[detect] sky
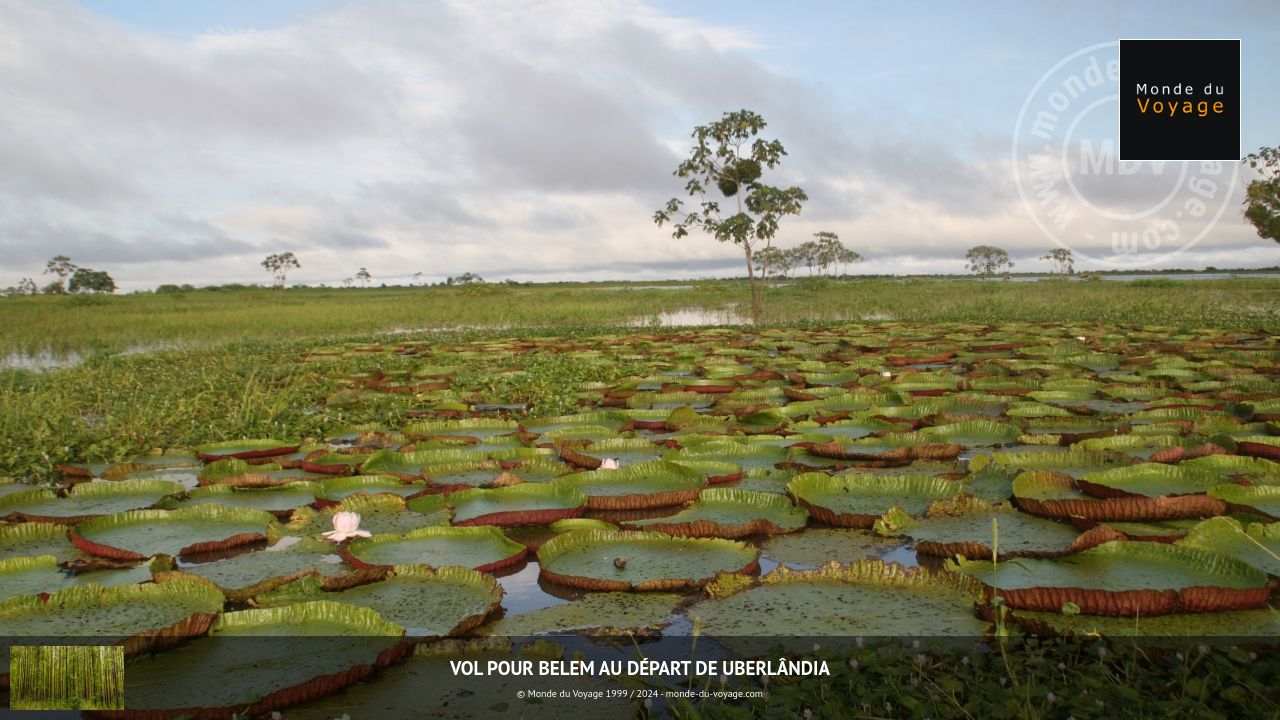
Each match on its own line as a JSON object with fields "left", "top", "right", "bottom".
{"left": 2, "top": 0, "right": 1278, "bottom": 291}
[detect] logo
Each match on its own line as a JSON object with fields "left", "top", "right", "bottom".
{"left": 1012, "top": 41, "right": 1239, "bottom": 267}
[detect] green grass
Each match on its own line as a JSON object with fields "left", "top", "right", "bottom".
{"left": 2, "top": 277, "right": 1278, "bottom": 358}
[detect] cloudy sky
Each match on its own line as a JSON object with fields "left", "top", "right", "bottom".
{"left": 2, "top": 0, "right": 1279, "bottom": 290}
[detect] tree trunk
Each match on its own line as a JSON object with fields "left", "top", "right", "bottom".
{"left": 743, "top": 244, "right": 762, "bottom": 323}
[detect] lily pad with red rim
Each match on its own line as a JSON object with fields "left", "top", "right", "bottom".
{"left": 407, "top": 483, "right": 587, "bottom": 527}
{"left": 343, "top": 526, "right": 526, "bottom": 573}
{"left": 536, "top": 529, "right": 759, "bottom": 591}
{"left": 253, "top": 564, "right": 501, "bottom": 637}
{"left": 194, "top": 439, "right": 301, "bottom": 462}
{"left": 786, "top": 472, "right": 962, "bottom": 528}
{"left": 552, "top": 460, "right": 707, "bottom": 510}
{"left": 949, "top": 540, "right": 1272, "bottom": 615}
{"left": 619, "top": 488, "right": 808, "bottom": 538}
{"left": 115, "top": 600, "right": 406, "bottom": 717}
{"left": 70, "top": 505, "right": 280, "bottom": 561}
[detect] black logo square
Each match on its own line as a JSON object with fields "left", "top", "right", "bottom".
{"left": 1119, "top": 39, "right": 1240, "bottom": 161}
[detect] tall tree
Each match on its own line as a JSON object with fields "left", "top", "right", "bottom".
{"left": 965, "top": 245, "right": 1014, "bottom": 277}
{"left": 654, "top": 109, "right": 807, "bottom": 322}
{"left": 43, "top": 255, "right": 77, "bottom": 294}
{"left": 1243, "top": 146, "right": 1280, "bottom": 244}
{"left": 1040, "top": 248, "right": 1074, "bottom": 274}
{"left": 355, "top": 267, "right": 372, "bottom": 287}
{"left": 261, "top": 252, "right": 300, "bottom": 290}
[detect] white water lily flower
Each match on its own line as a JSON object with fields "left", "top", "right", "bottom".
{"left": 600, "top": 458, "right": 620, "bottom": 469}
{"left": 880, "top": 370, "right": 892, "bottom": 377}
{"left": 322, "top": 511, "right": 372, "bottom": 542}
{"left": 1076, "top": 336, "right": 1087, "bottom": 341}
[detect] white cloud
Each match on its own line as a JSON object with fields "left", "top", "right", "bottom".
{"left": 0, "top": 0, "right": 1271, "bottom": 292}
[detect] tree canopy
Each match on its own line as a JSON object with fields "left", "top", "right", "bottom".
{"left": 261, "top": 252, "right": 300, "bottom": 290}
{"left": 965, "top": 245, "right": 1014, "bottom": 277}
{"left": 1243, "top": 147, "right": 1280, "bottom": 244}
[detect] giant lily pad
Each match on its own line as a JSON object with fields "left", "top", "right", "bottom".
{"left": 289, "top": 494, "right": 450, "bottom": 538}
{"left": 537, "top": 530, "right": 759, "bottom": 591}
{"left": 194, "top": 439, "right": 301, "bottom": 461}
{"left": 118, "top": 601, "right": 405, "bottom": 716}
{"left": 0, "top": 480, "right": 184, "bottom": 523}
{"left": 917, "top": 420, "right": 1020, "bottom": 446}
{"left": 688, "top": 561, "right": 987, "bottom": 637}
{"left": 0, "top": 555, "right": 151, "bottom": 603}
{"left": 553, "top": 460, "right": 707, "bottom": 510}
{"left": 0, "top": 576, "right": 224, "bottom": 651}
{"left": 321, "top": 474, "right": 429, "bottom": 500}
{"left": 620, "top": 488, "right": 808, "bottom": 538}
{"left": 949, "top": 540, "right": 1272, "bottom": 615}
{"left": 761, "top": 529, "right": 901, "bottom": 569}
{"left": 786, "top": 472, "right": 962, "bottom": 528}
{"left": 1209, "top": 483, "right": 1280, "bottom": 519}
{"left": 343, "top": 526, "right": 526, "bottom": 573}
{"left": 159, "top": 537, "right": 350, "bottom": 601}
{"left": 1013, "top": 470, "right": 1226, "bottom": 521}
{"left": 488, "top": 592, "right": 683, "bottom": 636}
{"left": 1078, "top": 463, "right": 1223, "bottom": 498}
{"left": 71, "top": 505, "right": 279, "bottom": 561}
{"left": 1177, "top": 516, "right": 1280, "bottom": 576}
{"left": 880, "top": 501, "right": 1089, "bottom": 559}
{"left": 407, "top": 483, "right": 587, "bottom": 526}
{"left": 167, "top": 481, "right": 324, "bottom": 517}
{"left": 0, "top": 522, "right": 75, "bottom": 562}
{"left": 254, "top": 565, "right": 501, "bottom": 637}
{"left": 359, "top": 449, "right": 488, "bottom": 480}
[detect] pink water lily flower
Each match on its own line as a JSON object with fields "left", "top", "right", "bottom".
{"left": 601, "top": 458, "right": 620, "bottom": 469}
{"left": 322, "top": 511, "right": 372, "bottom": 542}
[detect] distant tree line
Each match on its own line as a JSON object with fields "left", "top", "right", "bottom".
{"left": 3, "top": 255, "right": 116, "bottom": 297}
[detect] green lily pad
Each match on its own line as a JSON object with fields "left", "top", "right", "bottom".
{"left": 1177, "top": 517, "right": 1280, "bottom": 576}
{"left": 553, "top": 460, "right": 707, "bottom": 510}
{"left": 0, "top": 575, "right": 223, "bottom": 638}
{"left": 620, "top": 488, "right": 808, "bottom": 537}
{"left": 169, "top": 481, "right": 324, "bottom": 514}
{"left": 0, "top": 522, "right": 76, "bottom": 562}
{"left": 360, "top": 449, "right": 489, "bottom": 479}
{"left": 786, "top": 472, "right": 962, "bottom": 528}
{"left": 72, "top": 505, "right": 279, "bottom": 560}
{"left": 119, "top": 601, "right": 403, "bottom": 713}
{"left": 918, "top": 420, "right": 1020, "bottom": 446}
{"left": 255, "top": 565, "right": 501, "bottom": 637}
{"left": 345, "top": 526, "right": 526, "bottom": 573}
{"left": 0, "top": 480, "right": 184, "bottom": 522}
{"left": 487, "top": 592, "right": 683, "bottom": 636}
{"left": 194, "top": 439, "right": 300, "bottom": 461}
{"left": 408, "top": 483, "right": 587, "bottom": 527}
{"left": 537, "top": 530, "right": 758, "bottom": 591}
{"left": 761, "top": 529, "right": 901, "bottom": 569}
{"left": 688, "top": 561, "right": 987, "bottom": 637}
{"left": 322, "top": 475, "right": 429, "bottom": 500}
{"left": 290, "top": 494, "right": 450, "bottom": 538}
{"left": 0, "top": 555, "right": 152, "bottom": 603}
{"left": 1079, "top": 463, "right": 1223, "bottom": 497}
{"left": 883, "top": 503, "right": 1084, "bottom": 559}
{"left": 950, "top": 540, "right": 1271, "bottom": 615}
{"left": 1209, "top": 484, "right": 1280, "bottom": 519}
{"left": 167, "top": 537, "right": 349, "bottom": 600}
